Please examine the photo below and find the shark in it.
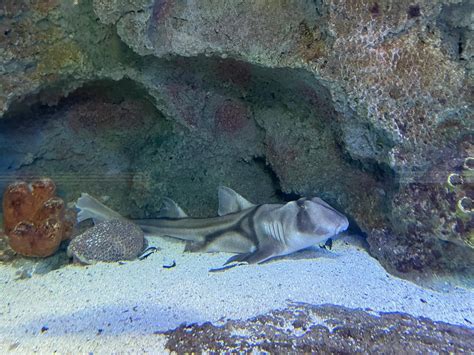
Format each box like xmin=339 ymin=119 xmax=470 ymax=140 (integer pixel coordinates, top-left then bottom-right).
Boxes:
xmin=75 ymin=186 xmax=349 ymax=265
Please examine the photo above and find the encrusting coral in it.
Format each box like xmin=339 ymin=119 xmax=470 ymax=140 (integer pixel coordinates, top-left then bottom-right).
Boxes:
xmin=2 ymin=178 xmax=75 ymax=257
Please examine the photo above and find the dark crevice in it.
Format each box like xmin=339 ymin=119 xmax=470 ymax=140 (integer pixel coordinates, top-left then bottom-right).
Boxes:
xmin=1 ymin=54 xmax=394 ymax=248
xmin=2 ymin=78 xmax=157 ymax=121
xmin=437 ymin=1 xmax=473 ymax=62
xmin=250 ymin=158 xmax=289 ymax=201
xmin=251 ymin=157 xmax=291 ymax=201
xmin=0 ymin=78 xmax=167 ymax=208
xmin=458 ymin=33 xmax=465 ymax=59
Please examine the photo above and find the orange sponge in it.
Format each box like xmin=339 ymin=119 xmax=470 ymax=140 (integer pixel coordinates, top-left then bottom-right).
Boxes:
xmin=2 ymin=178 xmax=75 ymax=257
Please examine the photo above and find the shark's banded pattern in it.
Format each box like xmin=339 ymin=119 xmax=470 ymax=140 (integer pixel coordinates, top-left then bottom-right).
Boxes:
xmin=75 ymin=187 xmax=349 ymax=265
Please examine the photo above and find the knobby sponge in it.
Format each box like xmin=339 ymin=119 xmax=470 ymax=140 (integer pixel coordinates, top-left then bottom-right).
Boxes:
xmin=2 ymin=178 xmax=75 ymax=257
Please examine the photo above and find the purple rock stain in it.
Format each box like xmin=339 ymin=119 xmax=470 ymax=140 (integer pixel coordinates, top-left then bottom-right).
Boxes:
xmin=214 ymin=99 xmax=249 ymax=134
xmin=165 ymin=83 xmax=201 ymax=128
xmin=147 ymin=0 xmax=173 ymax=41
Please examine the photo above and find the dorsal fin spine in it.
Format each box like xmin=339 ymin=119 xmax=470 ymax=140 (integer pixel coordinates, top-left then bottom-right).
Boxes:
xmin=158 ymin=198 xmax=188 ymax=218
xmin=217 ymin=186 xmax=255 ymax=216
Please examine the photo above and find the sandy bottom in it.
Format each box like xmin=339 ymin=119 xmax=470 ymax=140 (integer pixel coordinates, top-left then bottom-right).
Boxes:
xmin=0 ymin=235 xmax=473 ymax=353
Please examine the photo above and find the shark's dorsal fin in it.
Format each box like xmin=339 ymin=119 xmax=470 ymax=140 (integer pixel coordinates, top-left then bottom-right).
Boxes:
xmin=157 ymin=198 xmax=188 ymax=218
xmin=218 ymin=186 xmax=255 ymax=216
xmin=75 ymin=193 xmax=124 ymax=224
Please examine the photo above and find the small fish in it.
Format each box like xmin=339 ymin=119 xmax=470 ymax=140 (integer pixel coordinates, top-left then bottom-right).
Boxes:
xmin=320 ymin=238 xmax=333 ymax=250
xmin=76 ymin=187 xmax=349 ymax=265
xmin=163 ymin=260 xmax=176 ymax=269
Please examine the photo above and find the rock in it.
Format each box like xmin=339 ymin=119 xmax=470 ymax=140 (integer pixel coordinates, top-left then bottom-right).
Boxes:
xmin=67 ymin=219 xmax=146 ymax=264
xmin=0 ymin=0 xmax=472 ymax=277
xmin=11 ymin=250 xmax=70 ymax=280
xmin=162 ymin=304 xmax=474 ymax=353
xmin=0 ymin=231 xmax=15 ymax=263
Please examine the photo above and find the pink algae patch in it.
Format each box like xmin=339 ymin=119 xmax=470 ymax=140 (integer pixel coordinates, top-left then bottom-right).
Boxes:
xmin=299 ymin=83 xmax=336 ymax=120
xmin=165 ymin=83 xmax=202 ymax=128
xmin=214 ymin=100 xmax=250 ymax=134
xmin=264 ymin=138 xmax=300 ymax=182
xmin=151 ymin=0 xmax=173 ymax=24
xmin=67 ymin=99 xmax=147 ymax=135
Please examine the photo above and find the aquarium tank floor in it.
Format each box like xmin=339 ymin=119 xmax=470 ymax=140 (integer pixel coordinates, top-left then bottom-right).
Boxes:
xmin=0 ymin=235 xmax=473 ymax=353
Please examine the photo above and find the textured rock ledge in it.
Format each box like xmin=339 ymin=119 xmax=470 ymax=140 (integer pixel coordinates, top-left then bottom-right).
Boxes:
xmin=163 ymin=303 xmax=474 ymax=353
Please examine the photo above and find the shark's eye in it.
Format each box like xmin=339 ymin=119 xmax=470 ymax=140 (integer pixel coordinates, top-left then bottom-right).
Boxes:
xmin=296 ymin=199 xmax=306 ymax=209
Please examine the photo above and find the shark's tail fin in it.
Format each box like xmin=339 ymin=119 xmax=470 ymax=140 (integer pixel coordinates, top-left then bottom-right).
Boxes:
xmin=75 ymin=193 xmax=124 ymax=224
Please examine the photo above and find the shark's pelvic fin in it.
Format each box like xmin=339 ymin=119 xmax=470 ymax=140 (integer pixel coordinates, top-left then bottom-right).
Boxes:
xmin=184 ymin=240 xmax=206 ymax=252
xmin=75 ymin=193 xmax=124 ymax=224
xmin=218 ymin=186 xmax=255 ymax=216
xmin=157 ymin=198 xmax=188 ymax=218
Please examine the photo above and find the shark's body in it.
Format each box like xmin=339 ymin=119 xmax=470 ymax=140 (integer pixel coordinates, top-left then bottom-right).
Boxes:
xmin=76 ymin=187 xmax=349 ymax=265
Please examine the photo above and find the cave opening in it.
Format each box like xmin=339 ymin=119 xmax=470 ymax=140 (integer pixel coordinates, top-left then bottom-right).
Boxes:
xmin=0 ymin=57 xmax=392 ymax=237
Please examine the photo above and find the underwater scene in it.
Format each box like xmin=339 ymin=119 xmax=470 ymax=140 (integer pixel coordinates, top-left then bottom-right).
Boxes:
xmin=0 ymin=0 xmax=473 ymax=353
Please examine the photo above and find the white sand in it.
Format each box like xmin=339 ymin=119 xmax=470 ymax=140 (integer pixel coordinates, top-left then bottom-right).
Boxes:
xmin=0 ymin=235 xmax=473 ymax=353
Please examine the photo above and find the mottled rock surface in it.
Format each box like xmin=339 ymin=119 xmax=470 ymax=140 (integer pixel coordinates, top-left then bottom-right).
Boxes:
xmin=0 ymin=0 xmax=473 ymax=276
xmin=67 ymin=219 xmax=146 ymax=264
xmin=163 ymin=303 xmax=474 ymax=353
xmin=0 ymin=229 xmax=15 ymax=263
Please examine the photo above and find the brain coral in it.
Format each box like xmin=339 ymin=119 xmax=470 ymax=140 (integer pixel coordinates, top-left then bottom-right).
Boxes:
xmin=2 ymin=178 xmax=75 ymax=257
xmin=67 ymin=219 xmax=146 ymax=264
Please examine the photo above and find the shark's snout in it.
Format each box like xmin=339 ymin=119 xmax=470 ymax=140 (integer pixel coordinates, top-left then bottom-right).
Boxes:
xmin=335 ymin=217 xmax=349 ymax=235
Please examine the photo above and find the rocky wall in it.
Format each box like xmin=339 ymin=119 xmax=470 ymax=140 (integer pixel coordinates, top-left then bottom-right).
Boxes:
xmin=0 ymin=0 xmax=472 ymax=277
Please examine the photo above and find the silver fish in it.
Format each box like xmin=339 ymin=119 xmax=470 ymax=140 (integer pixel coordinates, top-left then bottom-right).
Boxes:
xmin=76 ymin=187 xmax=349 ymax=265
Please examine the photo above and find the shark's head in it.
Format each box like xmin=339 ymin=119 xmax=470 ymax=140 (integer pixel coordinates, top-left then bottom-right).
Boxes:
xmin=299 ymin=197 xmax=349 ymax=236
xmin=277 ymin=197 xmax=349 ymax=250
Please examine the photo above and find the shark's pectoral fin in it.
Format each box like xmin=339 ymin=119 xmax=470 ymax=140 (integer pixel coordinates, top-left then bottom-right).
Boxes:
xmin=224 ymin=246 xmax=278 ymax=265
xmin=218 ymin=186 xmax=255 ymax=216
xmin=246 ymin=247 xmax=279 ymax=264
xmin=224 ymin=252 xmax=252 ymax=265
xmin=157 ymin=198 xmax=188 ymax=218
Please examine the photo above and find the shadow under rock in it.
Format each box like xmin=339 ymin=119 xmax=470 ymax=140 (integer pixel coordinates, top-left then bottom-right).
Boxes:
xmin=0 ymin=301 xmax=203 ymax=339
xmin=267 ymin=233 xmax=369 ymax=263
